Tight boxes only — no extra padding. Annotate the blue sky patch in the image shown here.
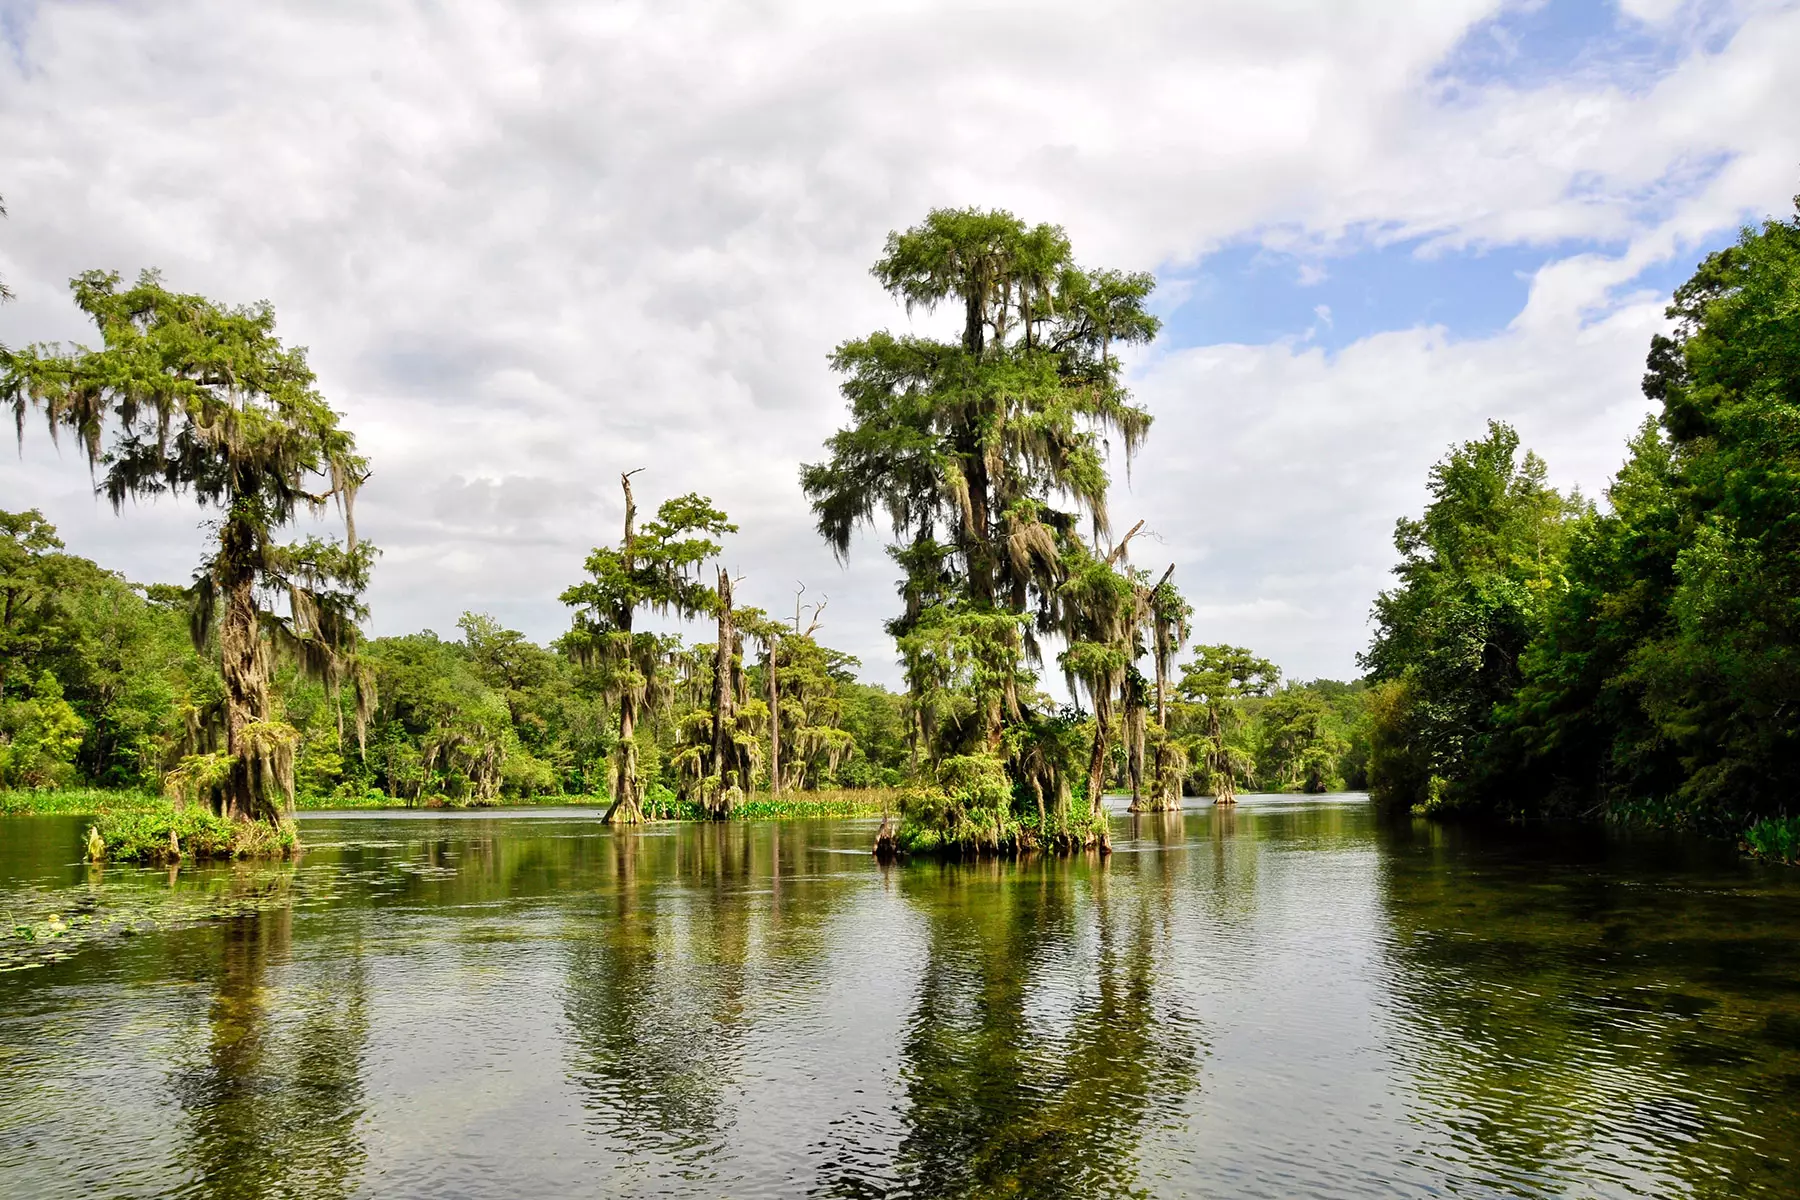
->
[1432,0,1740,96]
[1151,224,1737,354]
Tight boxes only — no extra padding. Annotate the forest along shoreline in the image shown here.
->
[2,200,1798,865]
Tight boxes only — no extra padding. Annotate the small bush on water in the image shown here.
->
[1743,816,1800,865]
[890,755,1107,859]
[90,805,298,864]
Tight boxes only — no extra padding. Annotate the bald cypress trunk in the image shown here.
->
[767,639,780,799]
[1209,704,1237,806]
[1087,703,1113,821]
[707,569,738,820]
[602,473,645,825]
[215,511,291,826]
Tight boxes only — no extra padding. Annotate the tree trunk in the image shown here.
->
[603,472,645,825]
[217,513,285,826]
[767,639,780,799]
[603,693,643,823]
[1087,705,1113,821]
[1208,704,1236,806]
[707,569,737,820]
[1124,682,1146,811]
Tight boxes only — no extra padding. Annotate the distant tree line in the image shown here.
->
[0,504,920,805]
[0,501,1369,808]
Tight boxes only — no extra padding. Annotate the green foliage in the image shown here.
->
[3,270,370,824]
[561,475,734,823]
[1504,204,1800,831]
[1256,686,1351,794]
[0,786,161,816]
[0,671,86,788]
[893,752,1106,857]
[1367,195,1800,847]
[801,207,1169,851]
[1360,421,1584,811]
[1742,816,1800,865]
[90,802,298,863]
[1172,645,1277,799]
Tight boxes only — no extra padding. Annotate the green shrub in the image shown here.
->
[892,755,1107,858]
[90,804,298,864]
[0,788,162,816]
[1742,816,1800,865]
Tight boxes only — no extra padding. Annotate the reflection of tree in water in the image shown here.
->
[1376,819,1800,1198]
[819,859,1202,1200]
[170,879,369,1200]
[562,824,755,1173]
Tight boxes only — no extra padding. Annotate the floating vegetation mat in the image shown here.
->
[1,863,331,974]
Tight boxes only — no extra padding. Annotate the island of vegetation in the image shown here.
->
[1,196,1796,864]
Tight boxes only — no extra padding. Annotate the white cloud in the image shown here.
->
[1,0,1795,684]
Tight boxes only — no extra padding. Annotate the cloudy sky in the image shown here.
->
[2,0,1797,688]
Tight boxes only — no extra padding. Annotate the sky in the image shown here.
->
[2,0,1797,689]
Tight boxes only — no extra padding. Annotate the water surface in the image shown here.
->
[2,796,1798,1198]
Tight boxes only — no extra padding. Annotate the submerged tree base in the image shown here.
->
[88,805,299,865]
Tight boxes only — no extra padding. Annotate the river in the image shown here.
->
[2,795,1797,1198]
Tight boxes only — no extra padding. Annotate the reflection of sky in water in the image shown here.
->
[1,801,1797,1197]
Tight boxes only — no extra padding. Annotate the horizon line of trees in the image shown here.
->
[0,504,1370,808]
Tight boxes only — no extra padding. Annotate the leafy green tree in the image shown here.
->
[1133,568,1192,812]
[1500,198,1800,829]
[764,629,857,790]
[802,207,1158,760]
[0,670,86,787]
[836,680,912,787]
[1055,538,1142,820]
[561,472,733,823]
[1256,686,1349,793]
[457,611,606,793]
[801,208,1166,852]
[1361,421,1582,811]
[0,509,65,699]
[1175,645,1279,804]
[3,271,371,825]
[360,631,522,803]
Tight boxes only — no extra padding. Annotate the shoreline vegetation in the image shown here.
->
[1357,200,1800,866]
[0,786,901,819]
[2,200,1796,864]
[4,787,904,864]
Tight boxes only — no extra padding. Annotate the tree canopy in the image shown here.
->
[2,270,369,823]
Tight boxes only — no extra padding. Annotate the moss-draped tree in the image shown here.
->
[1132,566,1191,812]
[3,270,371,826]
[1176,645,1279,805]
[801,207,1160,850]
[561,472,733,824]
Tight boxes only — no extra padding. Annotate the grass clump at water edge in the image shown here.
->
[88,803,298,865]
[0,788,163,817]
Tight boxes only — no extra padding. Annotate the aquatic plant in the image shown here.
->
[0,787,163,816]
[1742,816,1800,865]
[90,803,297,864]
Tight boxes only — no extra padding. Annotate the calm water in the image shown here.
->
[2,796,1798,1198]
